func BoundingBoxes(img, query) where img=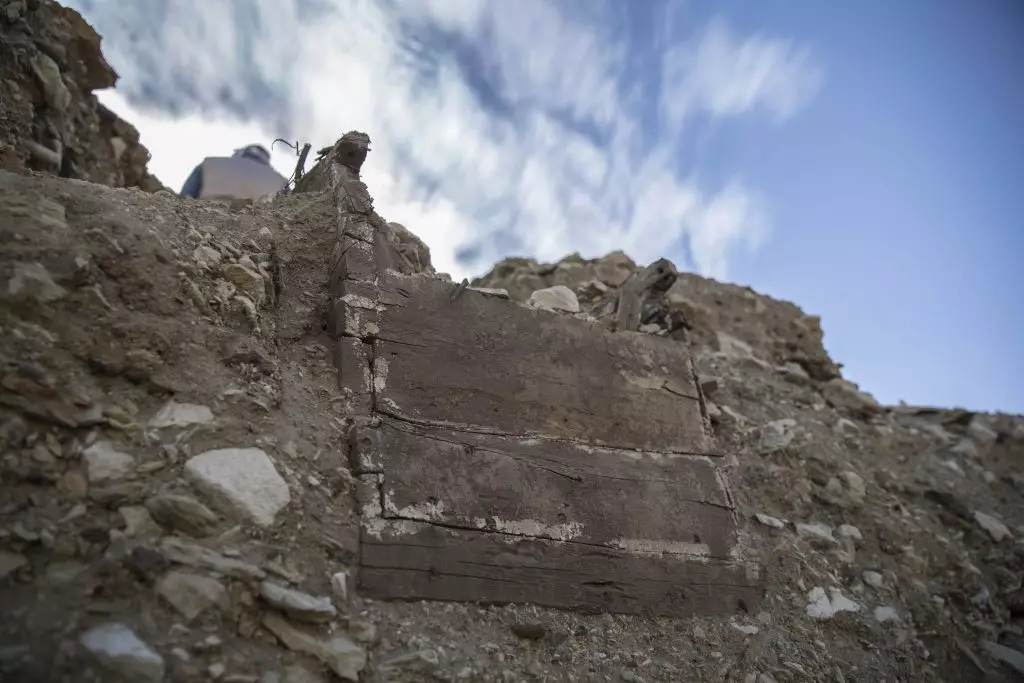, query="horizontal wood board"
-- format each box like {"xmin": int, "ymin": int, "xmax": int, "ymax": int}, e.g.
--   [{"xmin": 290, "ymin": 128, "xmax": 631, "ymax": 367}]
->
[
  {"xmin": 358, "ymin": 520, "xmax": 762, "ymax": 616},
  {"xmin": 373, "ymin": 272, "xmax": 714, "ymax": 454},
  {"xmin": 354, "ymin": 420, "xmax": 737, "ymax": 557}
]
